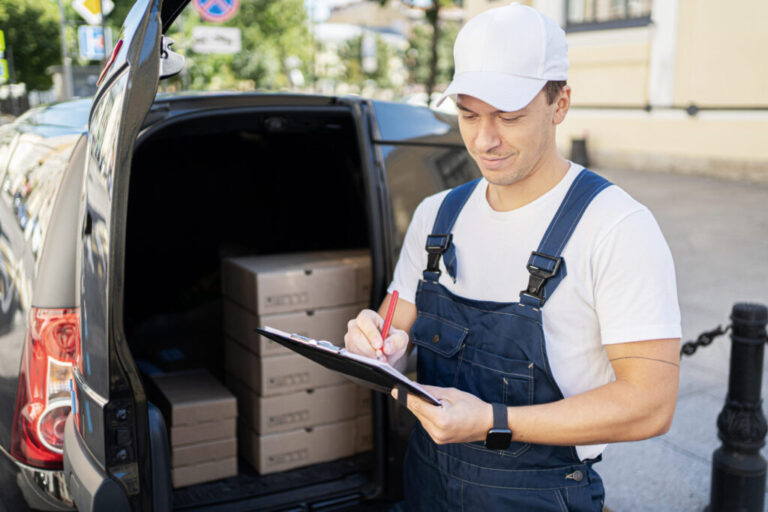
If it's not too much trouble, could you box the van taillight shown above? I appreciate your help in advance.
[11,308,80,469]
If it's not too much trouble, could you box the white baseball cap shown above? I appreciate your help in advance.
[436,2,568,112]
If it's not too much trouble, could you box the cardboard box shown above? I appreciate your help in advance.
[223,300,366,357]
[170,418,236,447]
[228,378,358,434]
[172,456,237,488]
[221,250,371,315]
[225,338,346,396]
[355,415,373,453]
[172,437,237,468]
[149,369,237,427]
[240,420,356,475]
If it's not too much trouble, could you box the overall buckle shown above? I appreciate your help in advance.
[425,234,453,275]
[521,251,562,301]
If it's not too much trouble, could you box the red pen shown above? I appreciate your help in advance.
[377,290,399,360]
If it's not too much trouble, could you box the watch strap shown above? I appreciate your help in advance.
[492,402,508,430]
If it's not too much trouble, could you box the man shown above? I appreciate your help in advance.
[344,4,680,510]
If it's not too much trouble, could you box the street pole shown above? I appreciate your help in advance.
[57,0,74,99]
[707,302,768,512]
[6,46,17,116]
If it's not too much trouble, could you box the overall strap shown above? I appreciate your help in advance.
[423,178,482,282]
[520,169,613,307]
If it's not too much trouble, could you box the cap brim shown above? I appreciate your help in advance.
[435,71,547,112]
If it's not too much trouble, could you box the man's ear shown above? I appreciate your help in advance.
[552,85,571,125]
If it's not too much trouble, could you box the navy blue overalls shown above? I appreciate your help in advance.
[403,169,612,511]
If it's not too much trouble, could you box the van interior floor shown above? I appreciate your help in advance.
[172,454,373,511]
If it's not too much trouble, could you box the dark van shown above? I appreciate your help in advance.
[0,0,479,510]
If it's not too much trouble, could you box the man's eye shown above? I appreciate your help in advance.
[461,115,477,121]
[500,116,520,123]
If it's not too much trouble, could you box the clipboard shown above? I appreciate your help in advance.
[254,326,442,406]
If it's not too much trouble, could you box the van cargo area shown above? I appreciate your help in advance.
[123,104,389,510]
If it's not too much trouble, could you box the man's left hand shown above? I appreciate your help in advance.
[391,385,493,445]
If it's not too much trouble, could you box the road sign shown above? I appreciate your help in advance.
[192,0,240,23]
[0,30,5,53]
[191,26,241,54]
[72,0,114,25]
[0,60,8,85]
[78,25,111,61]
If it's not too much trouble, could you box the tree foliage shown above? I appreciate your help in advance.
[0,0,60,90]
[161,0,313,91]
[406,19,457,89]
[379,0,460,104]
[339,34,396,89]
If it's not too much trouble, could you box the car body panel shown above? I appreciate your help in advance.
[0,100,89,453]
[0,100,90,511]
[69,0,164,509]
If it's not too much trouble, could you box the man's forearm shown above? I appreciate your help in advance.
[505,366,678,446]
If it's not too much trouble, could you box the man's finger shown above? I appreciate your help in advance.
[344,328,378,358]
[383,329,408,355]
[357,310,384,349]
[391,387,433,415]
[391,388,445,440]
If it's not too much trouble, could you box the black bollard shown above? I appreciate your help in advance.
[707,303,768,512]
[570,138,590,168]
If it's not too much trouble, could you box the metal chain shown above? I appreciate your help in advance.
[680,324,731,356]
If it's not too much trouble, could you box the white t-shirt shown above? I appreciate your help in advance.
[388,163,681,461]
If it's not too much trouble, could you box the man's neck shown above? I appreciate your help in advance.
[486,154,571,212]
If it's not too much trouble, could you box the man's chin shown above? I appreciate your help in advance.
[481,168,528,187]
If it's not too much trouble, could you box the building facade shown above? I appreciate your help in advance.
[463,0,768,181]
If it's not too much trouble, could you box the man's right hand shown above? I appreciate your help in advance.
[344,308,409,367]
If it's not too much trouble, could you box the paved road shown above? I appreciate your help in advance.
[596,168,768,511]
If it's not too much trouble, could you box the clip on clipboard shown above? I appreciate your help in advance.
[254,326,442,406]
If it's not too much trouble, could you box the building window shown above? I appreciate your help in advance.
[566,0,652,32]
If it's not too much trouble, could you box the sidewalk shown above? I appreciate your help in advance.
[595,168,768,511]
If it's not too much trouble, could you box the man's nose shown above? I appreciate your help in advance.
[474,118,501,152]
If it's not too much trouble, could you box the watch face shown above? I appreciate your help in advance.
[485,429,512,450]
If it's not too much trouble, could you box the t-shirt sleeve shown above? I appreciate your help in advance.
[387,198,436,305]
[592,208,682,344]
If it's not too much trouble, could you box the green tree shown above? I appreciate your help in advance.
[406,19,457,94]
[161,0,313,91]
[379,0,459,105]
[339,34,395,89]
[0,0,60,90]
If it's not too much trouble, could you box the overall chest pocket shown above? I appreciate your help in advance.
[456,351,535,407]
[411,312,468,388]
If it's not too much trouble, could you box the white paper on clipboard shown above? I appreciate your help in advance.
[256,325,442,406]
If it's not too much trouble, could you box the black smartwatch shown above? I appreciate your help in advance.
[485,402,512,450]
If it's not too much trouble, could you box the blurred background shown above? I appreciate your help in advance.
[0,0,766,180]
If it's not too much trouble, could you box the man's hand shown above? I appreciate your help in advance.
[392,385,493,445]
[344,309,409,366]
[343,294,417,369]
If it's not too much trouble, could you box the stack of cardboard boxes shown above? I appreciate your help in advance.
[222,250,374,474]
[149,369,238,487]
